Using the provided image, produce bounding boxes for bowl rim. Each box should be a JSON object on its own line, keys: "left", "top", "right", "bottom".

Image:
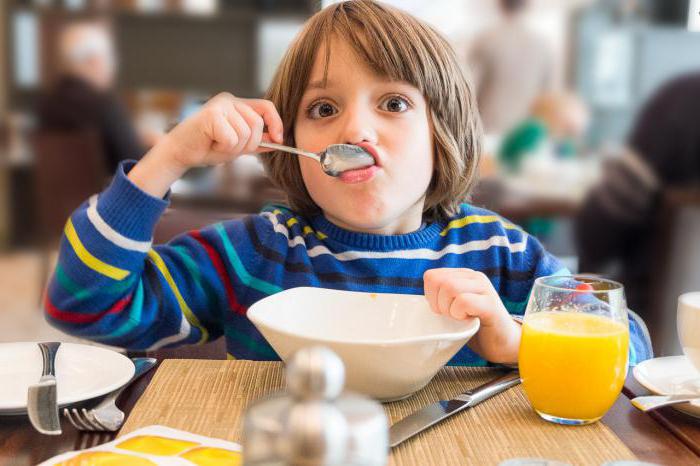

{"left": 247, "top": 288, "right": 481, "bottom": 346}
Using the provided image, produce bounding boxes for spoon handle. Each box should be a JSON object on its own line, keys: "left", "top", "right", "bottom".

{"left": 259, "top": 142, "right": 320, "bottom": 162}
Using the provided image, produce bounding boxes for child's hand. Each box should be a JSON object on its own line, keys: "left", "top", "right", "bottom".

{"left": 165, "top": 92, "right": 284, "bottom": 169}
{"left": 129, "top": 93, "right": 283, "bottom": 198}
{"left": 423, "top": 268, "right": 521, "bottom": 364}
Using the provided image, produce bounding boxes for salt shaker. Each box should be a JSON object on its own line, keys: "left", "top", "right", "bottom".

{"left": 243, "top": 346, "right": 388, "bottom": 466}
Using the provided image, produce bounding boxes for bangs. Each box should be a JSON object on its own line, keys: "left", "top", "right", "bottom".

{"left": 312, "top": 1, "right": 448, "bottom": 99}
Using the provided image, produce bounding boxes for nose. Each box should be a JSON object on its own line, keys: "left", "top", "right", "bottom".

{"left": 338, "top": 102, "right": 378, "bottom": 146}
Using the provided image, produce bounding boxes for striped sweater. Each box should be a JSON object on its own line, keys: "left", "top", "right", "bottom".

{"left": 45, "top": 161, "right": 653, "bottom": 366}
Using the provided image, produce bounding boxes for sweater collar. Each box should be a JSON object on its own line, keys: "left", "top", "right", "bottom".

{"left": 309, "top": 214, "right": 445, "bottom": 250}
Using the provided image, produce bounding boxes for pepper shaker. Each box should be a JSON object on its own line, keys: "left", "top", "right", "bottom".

{"left": 243, "top": 346, "right": 388, "bottom": 466}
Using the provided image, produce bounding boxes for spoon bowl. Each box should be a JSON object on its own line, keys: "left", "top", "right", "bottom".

{"left": 259, "top": 142, "right": 375, "bottom": 176}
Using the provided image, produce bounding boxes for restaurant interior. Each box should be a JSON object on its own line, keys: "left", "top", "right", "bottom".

{"left": 0, "top": 0, "right": 699, "bottom": 464}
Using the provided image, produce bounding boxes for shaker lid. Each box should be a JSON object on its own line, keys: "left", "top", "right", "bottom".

{"left": 286, "top": 346, "right": 345, "bottom": 401}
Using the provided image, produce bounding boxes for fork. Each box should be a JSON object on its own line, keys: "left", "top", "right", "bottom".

{"left": 63, "top": 357, "right": 157, "bottom": 432}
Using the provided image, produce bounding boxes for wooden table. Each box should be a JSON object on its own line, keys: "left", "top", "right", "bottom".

{"left": 623, "top": 376, "right": 700, "bottom": 459}
{"left": 1, "top": 353, "right": 699, "bottom": 466}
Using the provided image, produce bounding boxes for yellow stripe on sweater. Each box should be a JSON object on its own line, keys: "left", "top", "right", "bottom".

{"left": 440, "top": 215, "right": 519, "bottom": 237}
{"left": 147, "top": 249, "right": 209, "bottom": 344}
{"left": 302, "top": 225, "right": 327, "bottom": 240}
{"left": 65, "top": 219, "right": 130, "bottom": 280}
{"left": 288, "top": 219, "right": 327, "bottom": 240}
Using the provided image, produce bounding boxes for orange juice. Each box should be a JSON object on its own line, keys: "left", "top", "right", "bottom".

{"left": 519, "top": 311, "right": 629, "bottom": 422}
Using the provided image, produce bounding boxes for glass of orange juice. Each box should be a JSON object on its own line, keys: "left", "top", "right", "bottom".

{"left": 519, "top": 275, "right": 629, "bottom": 425}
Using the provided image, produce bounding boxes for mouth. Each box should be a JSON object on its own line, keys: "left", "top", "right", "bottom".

{"left": 337, "top": 142, "right": 381, "bottom": 184}
{"left": 338, "top": 165, "right": 379, "bottom": 184}
{"left": 355, "top": 142, "right": 381, "bottom": 167}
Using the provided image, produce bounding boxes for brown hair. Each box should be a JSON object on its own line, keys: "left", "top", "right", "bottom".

{"left": 263, "top": 0, "right": 482, "bottom": 222}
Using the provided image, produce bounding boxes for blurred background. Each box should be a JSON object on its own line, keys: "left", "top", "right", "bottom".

{"left": 0, "top": 0, "right": 699, "bottom": 356}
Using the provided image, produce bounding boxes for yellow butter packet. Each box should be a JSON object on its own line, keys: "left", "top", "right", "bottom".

{"left": 55, "top": 451, "right": 156, "bottom": 466}
{"left": 180, "top": 447, "right": 243, "bottom": 466}
{"left": 41, "top": 426, "right": 243, "bottom": 466}
{"left": 116, "top": 435, "right": 199, "bottom": 456}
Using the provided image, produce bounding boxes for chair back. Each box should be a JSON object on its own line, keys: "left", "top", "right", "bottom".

{"left": 32, "top": 130, "right": 108, "bottom": 242}
{"left": 649, "top": 188, "right": 700, "bottom": 356}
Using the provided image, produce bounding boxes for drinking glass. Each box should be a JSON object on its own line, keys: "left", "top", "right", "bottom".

{"left": 519, "top": 275, "right": 629, "bottom": 425}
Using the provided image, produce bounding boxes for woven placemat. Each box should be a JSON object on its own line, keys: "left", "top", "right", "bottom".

{"left": 119, "top": 360, "right": 636, "bottom": 465}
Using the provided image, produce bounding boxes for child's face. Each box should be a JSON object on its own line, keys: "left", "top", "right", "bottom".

{"left": 294, "top": 38, "right": 434, "bottom": 235}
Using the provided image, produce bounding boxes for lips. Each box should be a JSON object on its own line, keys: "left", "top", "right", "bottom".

{"left": 337, "top": 142, "right": 381, "bottom": 183}
{"left": 338, "top": 165, "right": 379, "bottom": 183}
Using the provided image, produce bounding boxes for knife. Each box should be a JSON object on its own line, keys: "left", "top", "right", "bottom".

{"left": 389, "top": 370, "right": 521, "bottom": 448}
{"left": 27, "top": 342, "right": 62, "bottom": 435}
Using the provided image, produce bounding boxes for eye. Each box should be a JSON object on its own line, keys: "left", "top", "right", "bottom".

{"left": 380, "top": 95, "right": 410, "bottom": 113}
{"left": 307, "top": 101, "right": 338, "bottom": 119}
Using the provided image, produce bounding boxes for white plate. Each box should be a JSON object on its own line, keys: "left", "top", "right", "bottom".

{"left": 633, "top": 355, "right": 700, "bottom": 419}
{"left": 0, "top": 342, "right": 135, "bottom": 414}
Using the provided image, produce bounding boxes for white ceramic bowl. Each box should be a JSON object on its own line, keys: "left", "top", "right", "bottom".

{"left": 248, "top": 287, "right": 480, "bottom": 401}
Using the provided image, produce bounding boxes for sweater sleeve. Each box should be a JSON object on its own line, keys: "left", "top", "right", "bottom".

{"left": 44, "top": 161, "right": 226, "bottom": 350}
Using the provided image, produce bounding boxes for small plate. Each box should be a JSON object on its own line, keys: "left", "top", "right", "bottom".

{"left": 0, "top": 342, "right": 135, "bottom": 414}
{"left": 633, "top": 355, "right": 700, "bottom": 419}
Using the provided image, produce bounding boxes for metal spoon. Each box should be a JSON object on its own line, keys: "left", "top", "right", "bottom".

{"left": 631, "top": 394, "right": 700, "bottom": 412}
{"left": 259, "top": 142, "right": 375, "bottom": 177}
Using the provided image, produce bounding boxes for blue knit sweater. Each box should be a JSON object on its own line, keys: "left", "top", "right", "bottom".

{"left": 45, "top": 162, "right": 653, "bottom": 366}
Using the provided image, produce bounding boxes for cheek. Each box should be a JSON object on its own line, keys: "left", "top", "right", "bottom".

{"left": 299, "top": 158, "right": 328, "bottom": 196}
{"left": 393, "top": 121, "right": 434, "bottom": 173}
{"left": 294, "top": 120, "right": 331, "bottom": 154}
{"left": 293, "top": 124, "right": 309, "bottom": 150}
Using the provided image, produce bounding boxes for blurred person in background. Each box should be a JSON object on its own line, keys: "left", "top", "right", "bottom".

{"left": 499, "top": 91, "right": 589, "bottom": 172}
{"left": 576, "top": 72, "right": 700, "bottom": 319}
{"left": 37, "top": 19, "right": 155, "bottom": 174}
{"left": 469, "top": 0, "right": 554, "bottom": 134}
{"left": 498, "top": 91, "right": 589, "bottom": 239}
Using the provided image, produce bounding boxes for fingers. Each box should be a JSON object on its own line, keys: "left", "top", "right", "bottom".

{"left": 242, "top": 98, "right": 284, "bottom": 144}
{"left": 423, "top": 268, "right": 495, "bottom": 321}
{"left": 205, "top": 93, "right": 283, "bottom": 157}
{"left": 257, "top": 132, "right": 279, "bottom": 153}
{"left": 435, "top": 279, "right": 486, "bottom": 318}
{"left": 448, "top": 293, "right": 491, "bottom": 321}
{"left": 234, "top": 102, "right": 264, "bottom": 155}
{"left": 208, "top": 111, "right": 241, "bottom": 155}
{"left": 424, "top": 273, "right": 439, "bottom": 315}
{"left": 200, "top": 94, "right": 241, "bottom": 155}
